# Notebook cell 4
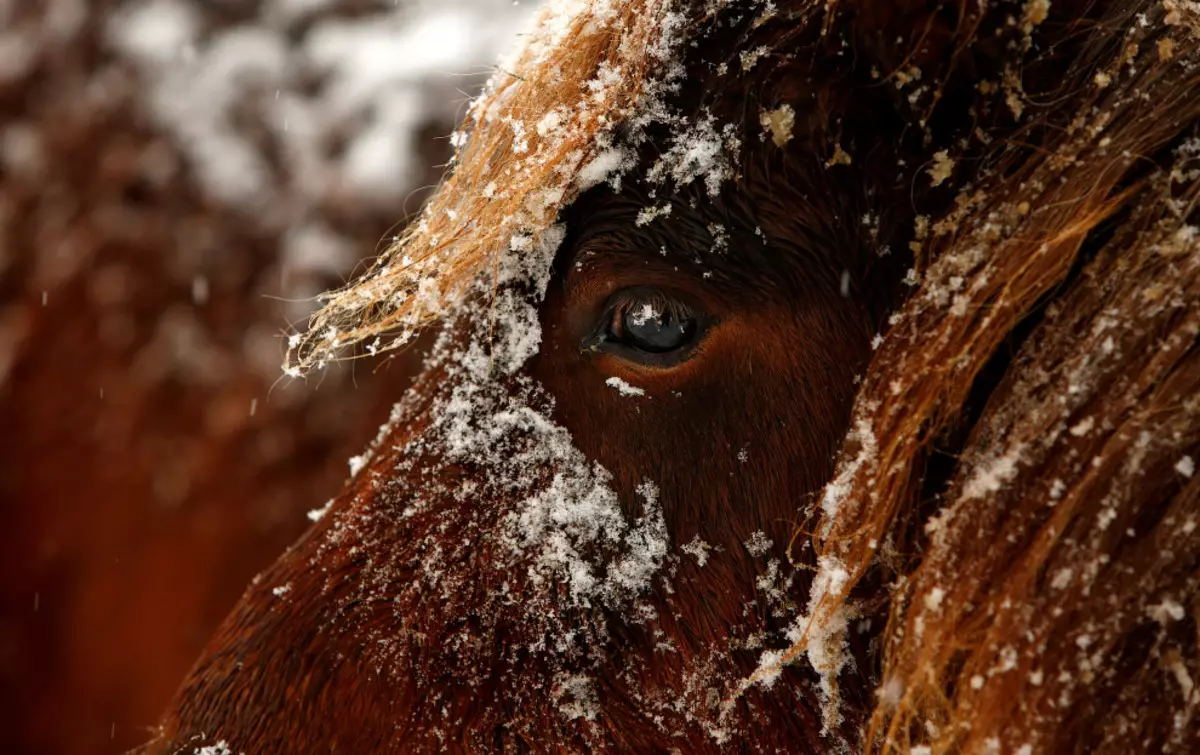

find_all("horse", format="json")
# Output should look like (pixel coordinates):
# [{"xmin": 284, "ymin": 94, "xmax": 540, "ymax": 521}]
[{"xmin": 149, "ymin": 0, "xmax": 1200, "ymax": 752}]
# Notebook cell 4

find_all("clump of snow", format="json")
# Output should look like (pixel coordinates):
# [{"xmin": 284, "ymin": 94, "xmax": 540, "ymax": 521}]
[
  {"xmin": 928, "ymin": 150, "xmax": 955, "ymax": 187},
  {"xmin": 552, "ymin": 673, "xmax": 600, "ymax": 721},
  {"xmin": 606, "ymin": 376, "xmax": 646, "ymax": 397},
  {"xmin": 306, "ymin": 499, "xmax": 334, "ymax": 522},
  {"xmin": 1069, "ymin": 416, "xmax": 1095, "ymax": 437},
  {"xmin": 681, "ymin": 534, "xmax": 712, "ymax": 566},
  {"xmin": 961, "ymin": 445, "xmax": 1025, "ymax": 501},
  {"xmin": 760, "ymin": 104, "xmax": 795, "ymax": 148},
  {"xmin": 784, "ymin": 556, "xmax": 854, "ymax": 734},
  {"xmin": 739, "ymin": 45, "xmax": 769, "ymax": 72},
  {"xmin": 1023, "ymin": 0, "xmax": 1051, "ymax": 29},
  {"xmin": 744, "ymin": 531, "xmax": 773, "ymax": 557},
  {"xmin": 347, "ymin": 453, "xmax": 370, "ymax": 477},
  {"xmin": 1148, "ymin": 597, "xmax": 1186, "ymax": 624},
  {"xmin": 752, "ymin": 648, "xmax": 786, "ymax": 689},
  {"xmin": 645, "ymin": 113, "xmax": 738, "ymax": 197},
  {"xmin": 923, "ymin": 586, "xmax": 946, "ymax": 612},
  {"xmin": 635, "ymin": 202, "xmax": 673, "ymax": 226}
]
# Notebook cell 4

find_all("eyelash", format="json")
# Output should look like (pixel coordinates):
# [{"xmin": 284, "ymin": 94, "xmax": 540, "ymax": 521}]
[{"xmin": 605, "ymin": 291, "xmax": 697, "ymax": 331}]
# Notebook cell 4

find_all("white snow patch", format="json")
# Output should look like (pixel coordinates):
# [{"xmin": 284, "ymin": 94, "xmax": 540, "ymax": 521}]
[
  {"xmin": 645, "ymin": 113, "xmax": 737, "ymax": 197},
  {"xmin": 962, "ymin": 445, "xmax": 1025, "ymax": 500},
  {"xmin": 606, "ymin": 376, "xmax": 646, "ymax": 397},
  {"xmin": 818, "ymin": 416, "xmax": 878, "ymax": 523},
  {"xmin": 307, "ymin": 498, "xmax": 334, "ymax": 522},
  {"xmin": 576, "ymin": 147, "xmax": 634, "ymax": 190},
  {"xmin": 783, "ymin": 555, "xmax": 854, "ymax": 734},
  {"xmin": 348, "ymin": 453, "xmax": 370, "ymax": 477}
]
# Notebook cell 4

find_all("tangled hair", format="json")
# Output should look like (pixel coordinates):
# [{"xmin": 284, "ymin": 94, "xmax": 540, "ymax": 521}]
[
  {"xmin": 809, "ymin": 2, "xmax": 1200, "ymax": 752},
  {"xmin": 289, "ymin": 0, "xmax": 1200, "ymax": 751}
]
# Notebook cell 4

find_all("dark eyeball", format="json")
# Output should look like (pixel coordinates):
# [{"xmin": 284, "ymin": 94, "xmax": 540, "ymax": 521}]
[
  {"xmin": 611, "ymin": 300, "xmax": 696, "ymax": 353},
  {"xmin": 583, "ymin": 288, "xmax": 707, "ymax": 365}
]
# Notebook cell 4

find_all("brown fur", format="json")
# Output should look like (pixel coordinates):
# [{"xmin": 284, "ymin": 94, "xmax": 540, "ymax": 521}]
[{"xmin": 155, "ymin": 0, "xmax": 1200, "ymax": 753}]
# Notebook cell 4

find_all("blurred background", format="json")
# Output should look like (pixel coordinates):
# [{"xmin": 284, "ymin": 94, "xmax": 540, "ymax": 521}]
[{"xmin": 0, "ymin": 1, "xmax": 533, "ymax": 752}]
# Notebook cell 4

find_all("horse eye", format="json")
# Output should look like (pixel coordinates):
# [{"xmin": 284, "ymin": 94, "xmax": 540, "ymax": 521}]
[
  {"xmin": 612, "ymin": 301, "xmax": 695, "ymax": 353},
  {"xmin": 585, "ymin": 289, "xmax": 705, "ymax": 364}
]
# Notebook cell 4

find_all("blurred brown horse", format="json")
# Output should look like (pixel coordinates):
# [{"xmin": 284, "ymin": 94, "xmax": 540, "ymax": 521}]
[{"xmin": 0, "ymin": 1, "xmax": 523, "ymax": 752}]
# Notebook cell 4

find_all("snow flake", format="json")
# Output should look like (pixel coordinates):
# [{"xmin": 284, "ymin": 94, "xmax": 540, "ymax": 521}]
[
  {"xmin": 1149, "ymin": 598, "xmax": 1186, "ymax": 625},
  {"xmin": 681, "ymin": 535, "xmax": 712, "ymax": 566},
  {"xmin": 928, "ymin": 150, "xmax": 955, "ymax": 187},
  {"xmin": 1175, "ymin": 455, "xmax": 1195, "ymax": 478},
  {"xmin": 923, "ymin": 586, "xmax": 946, "ymax": 612},
  {"xmin": 825, "ymin": 143, "xmax": 852, "ymax": 167},
  {"xmin": 744, "ymin": 531, "xmax": 773, "ymax": 557},
  {"xmin": 1069, "ymin": 416, "xmax": 1095, "ymax": 437}
]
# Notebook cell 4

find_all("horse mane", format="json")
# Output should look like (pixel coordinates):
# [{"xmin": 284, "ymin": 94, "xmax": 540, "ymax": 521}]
[
  {"xmin": 290, "ymin": 0, "xmax": 1200, "ymax": 751},
  {"xmin": 810, "ymin": 2, "xmax": 1200, "ymax": 751}
]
